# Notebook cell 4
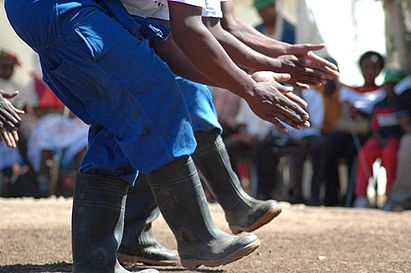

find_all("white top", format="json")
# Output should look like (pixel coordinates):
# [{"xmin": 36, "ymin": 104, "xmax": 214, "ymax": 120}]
[
  {"xmin": 121, "ymin": 0, "xmax": 223, "ymax": 21},
  {"xmin": 0, "ymin": 78, "xmax": 38, "ymax": 108},
  {"xmin": 395, "ymin": 75, "xmax": 411, "ymax": 96},
  {"xmin": 286, "ymin": 89, "xmax": 324, "ymax": 139},
  {"xmin": 27, "ymin": 114, "xmax": 89, "ymax": 172},
  {"xmin": 236, "ymin": 89, "xmax": 324, "ymax": 141},
  {"xmin": 236, "ymin": 99, "xmax": 273, "ymax": 140}
]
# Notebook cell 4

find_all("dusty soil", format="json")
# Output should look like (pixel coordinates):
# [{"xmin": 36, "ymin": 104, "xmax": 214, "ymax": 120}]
[{"xmin": 0, "ymin": 198, "xmax": 410, "ymax": 273}]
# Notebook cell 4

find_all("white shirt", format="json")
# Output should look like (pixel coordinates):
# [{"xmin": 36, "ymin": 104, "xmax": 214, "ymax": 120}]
[
  {"xmin": 121, "ymin": 0, "xmax": 223, "ymax": 21},
  {"xmin": 286, "ymin": 89, "xmax": 324, "ymax": 139},
  {"xmin": 0, "ymin": 78, "xmax": 38, "ymax": 108},
  {"xmin": 236, "ymin": 99, "xmax": 273, "ymax": 140}
]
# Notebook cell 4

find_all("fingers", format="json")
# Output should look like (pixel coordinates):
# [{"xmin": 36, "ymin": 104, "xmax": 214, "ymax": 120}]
[
  {"xmin": 307, "ymin": 51, "xmax": 338, "ymax": 72},
  {"xmin": 252, "ymin": 71, "xmax": 275, "ymax": 82},
  {"xmin": 6, "ymin": 100, "xmax": 23, "ymax": 123},
  {"xmin": 1, "ymin": 130, "xmax": 16, "ymax": 148},
  {"xmin": 0, "ymin": 110, "xmax": 20, "ymax": 129},
  {"xmin": 273, "ymin": 81, "xmax": 308, "ymax": 112},
  {"xmin": 284, "ymin": 91, "xmax": 308, "ymax": 110},
  {"xmin": 10, "ymin": 104, "xmax": 25, "ymax": 115},
  {"xmin": 275, "ymin": 90, "xmax": 310, "ymax": 125},
  {"xmin": 269, "ymin": 117, "xmax": 288, "ymax": 133},
  {"xmin": 282, "ymin": 62, "xmax": 327, "ymax": 85},
  {"xmin": 272, "ymin": 73, "xmax": 291, "ymax": 82},
  {"xmin": 267, "ymin": 91, "xmax": 309, "ymax": 127},
  {"xmin": 294, "ymin": 82, "xmax": 310, "ymax": 90},
  {"xmin": 252, "ymin": 71, "xmax": 291, "ymax": 84},
  {"xmin": 12, "ymin": 130, "xmax": 19, "ymax": 142},
  {"xmin": 0, "ymin": 100, "xmax": 23, "ymax": 130},
  {"xmin": 1, "ymin": 90, "xmax": 20, "ymax": 99},
  {"xmin": 287, "ymin": 44, "xmax": 325, "ymax": 55},
  {"xmin": 272, "ymin": 110, "xmax": 303, "ymax": 129},
  {"xmin": 300, "ymin": 53, "xmax": 339, "ymax": 80},
  {"xmin": 0, "ymin": 114, "xmax": 18, "ymax": 129}
]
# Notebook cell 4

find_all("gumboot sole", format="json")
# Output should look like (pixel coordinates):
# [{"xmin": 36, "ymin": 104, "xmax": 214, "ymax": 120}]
[
  {"xmin": 229, "ymin": 206, "xmax": 282, "ymax": 235},
  {"xmin": 117, "ymin": 253, "xmax": 180, "ymax": 267},
  {"xmin": 180, "ymin": 239, "xmax": 260, "ymax": 270}
]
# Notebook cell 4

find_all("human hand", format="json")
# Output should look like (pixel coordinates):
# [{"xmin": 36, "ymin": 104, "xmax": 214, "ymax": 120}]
[
  {"xmin": 285, "ymin": 44, "xmax": 339, "ymax": 82},
  {"xmin": 247, "ymin": 71, "xmax": 310, "ymax": 132},
  {"xmin": 0, "ymin": 129, "xmax": 19, "ymax": 148},
  {"xmin": 0, "ymin": 90, "xmax": 25, "ymax": 130},
  {"xmin": 274, "ymin": 53, "xmax": 337, "ymax": 88}
]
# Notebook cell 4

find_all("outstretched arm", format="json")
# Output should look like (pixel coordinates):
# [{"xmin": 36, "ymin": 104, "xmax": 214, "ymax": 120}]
[
  {"xmin": 220, "ymin": 1, "xmax": 338, "ymax": 80},
  {"xmin": 203, "ymin": 16, "xmax": 332, "ymax": 87},
  {"xmin": 168, "ymin": 1, "xmax": 308, "ymax": 130},
  {"xmin": 220, "ymin": 0, "xmax": 289, "ymax": 57}
]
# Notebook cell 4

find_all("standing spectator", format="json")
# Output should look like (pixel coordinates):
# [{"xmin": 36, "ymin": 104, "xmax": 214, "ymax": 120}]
[
  {"xmin": 386, "ymin": 73, "xmax": 411, "ymax": 210},
  {"xmin": 354, "ymin": 69, "xmax": 406, "ymax": 208},
  {"xmin": 253, "ymin": 0, "xmax": 295, "ymax": 44}
]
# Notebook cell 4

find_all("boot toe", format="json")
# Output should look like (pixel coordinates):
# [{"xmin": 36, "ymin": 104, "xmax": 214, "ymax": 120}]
[{"xmin": 229, "ymin": 200, "xmax": 282, "ymax": 234}]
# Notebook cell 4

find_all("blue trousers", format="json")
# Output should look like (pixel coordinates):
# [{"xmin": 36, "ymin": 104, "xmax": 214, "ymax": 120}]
[
  {"xmin": 5, "ymin": 0, "xmax": 198, "ymax": 184},
  {"xmin": 5, "ymin": 0, "xmax": 221, "ymax": 185}
]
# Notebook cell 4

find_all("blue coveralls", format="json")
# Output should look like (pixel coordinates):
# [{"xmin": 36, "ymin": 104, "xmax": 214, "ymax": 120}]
[{"xmin": 5, "ymin": 0, "xmax": 221, "ymax": 185}]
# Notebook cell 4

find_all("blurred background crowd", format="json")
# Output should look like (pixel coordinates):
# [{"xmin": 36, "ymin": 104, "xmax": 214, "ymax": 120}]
[{"xmin": 1, "ymin": 0, "xmax": 411, "ymax": 211}]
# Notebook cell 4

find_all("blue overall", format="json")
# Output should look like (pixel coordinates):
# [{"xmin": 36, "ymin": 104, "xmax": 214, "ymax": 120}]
[
  {"xmin": 5, "ymin": 0, "xmax": 221, "ymax": 185},
  {"xmin": 5, "ymin": 0, "xmax": 194, "ymax": 184}
]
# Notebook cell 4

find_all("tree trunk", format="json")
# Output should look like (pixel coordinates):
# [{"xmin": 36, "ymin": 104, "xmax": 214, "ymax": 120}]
[{"xmin": 384, "ymin": 0, "xmax": 409, "ymax": 70}]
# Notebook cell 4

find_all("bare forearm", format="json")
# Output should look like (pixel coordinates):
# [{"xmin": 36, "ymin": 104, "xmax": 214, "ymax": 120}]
[
  {"xmin": 203, "ymin": 17, "xmax": 282, "ymax": 72},
  {"xmin": 151, "ymin": 35, "xmax": 216, "ymax": 86},
  {"xmin": 220, "ymin": 1, "xmax": 289, "ymax": 58},
  {"xmin": 169, "ymin": 2, "xmax": 256, "ymax": 99}
]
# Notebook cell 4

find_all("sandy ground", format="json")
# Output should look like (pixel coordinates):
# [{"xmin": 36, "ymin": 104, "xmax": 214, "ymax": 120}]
[{"xmin": 0, "ymin": 197, "xmax": 410, "ymax": 273}]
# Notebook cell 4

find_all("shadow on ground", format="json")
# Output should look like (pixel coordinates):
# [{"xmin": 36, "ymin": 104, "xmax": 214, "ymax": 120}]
[
  {"xmin": 127, "ymin": 265, "xmax": 224, "ymax": 273},
  {"xmin": 0, "ymin": 263, "xmax": 225, "ymax": 273},
  {"xmin": 0, "ymin": 262, "xmax": 71, "ymax": 273}
]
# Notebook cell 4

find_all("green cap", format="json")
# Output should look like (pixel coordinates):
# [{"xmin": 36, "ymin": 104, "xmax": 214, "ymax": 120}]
[
  {"xmin": 384, "ymin": 68, "xmax": 408, "ymax": 84},
  {"xmin": 253, "ymin": 0, "xmax": 276, "ymax": 10}
]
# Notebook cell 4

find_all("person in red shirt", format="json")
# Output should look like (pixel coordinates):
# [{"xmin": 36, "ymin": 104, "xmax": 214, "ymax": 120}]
[{"xmin": 354, "ymin": 69, "xmax": 407, "ymax": 208}]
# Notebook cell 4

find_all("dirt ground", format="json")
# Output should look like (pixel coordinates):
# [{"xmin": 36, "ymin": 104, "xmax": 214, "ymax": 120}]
[{"xmin": 0, "ymin": 198, "xmax": 410, "ymax": 273}]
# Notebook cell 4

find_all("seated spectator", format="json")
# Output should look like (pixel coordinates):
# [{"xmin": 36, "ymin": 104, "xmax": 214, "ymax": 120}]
[
  {"xmin": 253, "ymin": 86, "xmax": 324, "ymax": 202},
  {"xmin": 212, "ymin": 86, "xmax": 242, "ymax": 140},
  {"xmin": 320, "ymin": 52, "xmax": 385, "ymax": 206},
  {"xmin": 284, "ymin": 87, "xmax": 324, "ymax": 204},
  {"xmin": 236, "ymin": 98, "xmax": 275, "ymax": 198},
  {"xmin": 386, "ymin": 72, "xmax": 411, "ymax": 210},
  {"xmin": 27, "ymin": 112, "xmax": 89, "ymax": 197},
  {"xmin": 354, "ymin": 69, "xmax": 407, "ymax": 208},
  {"xmin": 0, "ymin": 142, "xmax": 32, "ymax": 197},
  {"xmin": 253, "ymin": 126, "xmax": 285, "ymax": 201}
]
